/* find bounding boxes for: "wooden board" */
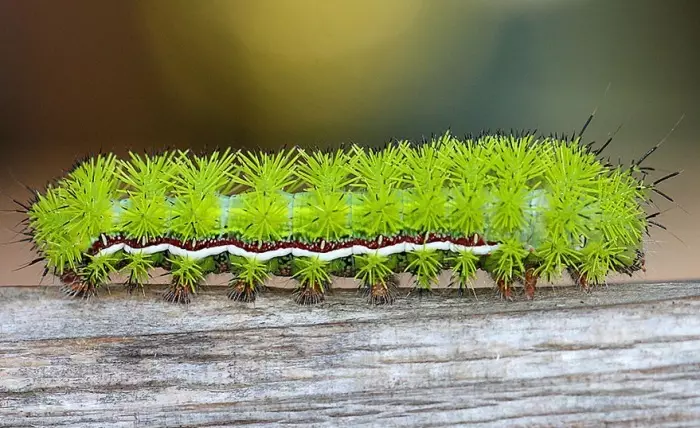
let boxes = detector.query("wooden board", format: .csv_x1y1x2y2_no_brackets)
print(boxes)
2,282,700,427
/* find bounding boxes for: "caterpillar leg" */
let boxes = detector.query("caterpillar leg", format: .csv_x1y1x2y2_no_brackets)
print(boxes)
570,270,590,293
619,249,646,277
228,280,262,303
457,284,478,299
638,252,647,273
366,276,397,305
412,286,432,299
294,282,326,305
60,270,97,299
163,284,191,304
125,281,138,295
61,281,96,298
523,268,539,300
125,279,146,296
496,278,514,301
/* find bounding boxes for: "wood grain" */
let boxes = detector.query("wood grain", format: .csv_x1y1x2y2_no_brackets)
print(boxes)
1,282,700,427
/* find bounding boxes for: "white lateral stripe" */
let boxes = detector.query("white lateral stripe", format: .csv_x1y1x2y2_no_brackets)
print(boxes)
96,241,501,260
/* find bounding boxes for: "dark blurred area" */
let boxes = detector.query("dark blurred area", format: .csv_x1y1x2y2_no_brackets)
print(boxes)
0,0,699,284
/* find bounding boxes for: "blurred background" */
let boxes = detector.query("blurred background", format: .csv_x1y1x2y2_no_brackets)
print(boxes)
0,0,698,285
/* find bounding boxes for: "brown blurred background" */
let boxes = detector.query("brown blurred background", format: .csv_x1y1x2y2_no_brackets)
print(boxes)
0,0,698,285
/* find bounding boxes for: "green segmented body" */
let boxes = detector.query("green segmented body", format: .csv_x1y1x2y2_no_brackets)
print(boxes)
105,188,549,247
25,132,656,304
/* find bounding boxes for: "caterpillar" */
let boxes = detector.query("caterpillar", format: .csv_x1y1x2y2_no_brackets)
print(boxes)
15,118,677,305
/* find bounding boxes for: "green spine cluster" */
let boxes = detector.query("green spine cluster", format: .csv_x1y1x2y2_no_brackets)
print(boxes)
25,131,658,304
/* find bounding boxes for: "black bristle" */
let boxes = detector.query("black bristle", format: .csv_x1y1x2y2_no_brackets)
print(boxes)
633,145,660,168
648,220,667,230
646,211,662,220
594,136,614,156
652,188,674,203
13,257,45,272
653,171,681,186
578,112,595,138
633,114,684,167
1,237,33,246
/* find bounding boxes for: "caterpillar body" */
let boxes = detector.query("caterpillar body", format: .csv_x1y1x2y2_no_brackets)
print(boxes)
20,126,672,305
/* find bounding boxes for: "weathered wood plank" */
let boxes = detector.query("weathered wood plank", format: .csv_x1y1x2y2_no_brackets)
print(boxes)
1,282,700,427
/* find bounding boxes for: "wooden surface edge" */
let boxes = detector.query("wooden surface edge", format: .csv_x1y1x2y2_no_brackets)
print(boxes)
1,282,700,427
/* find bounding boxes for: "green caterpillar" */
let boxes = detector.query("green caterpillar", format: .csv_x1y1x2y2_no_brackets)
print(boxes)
20,124,675,305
